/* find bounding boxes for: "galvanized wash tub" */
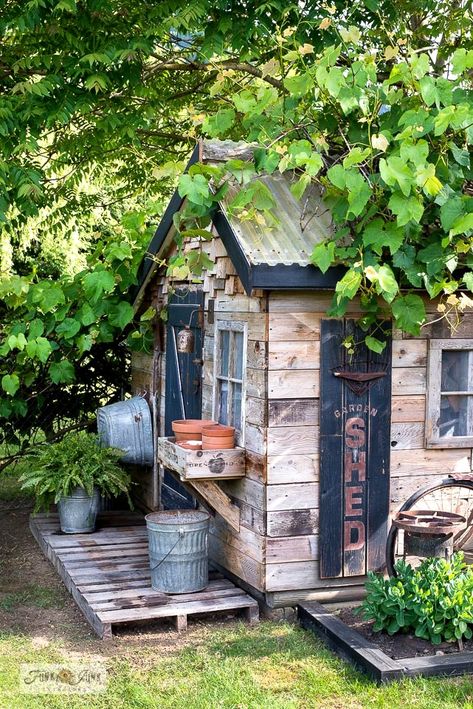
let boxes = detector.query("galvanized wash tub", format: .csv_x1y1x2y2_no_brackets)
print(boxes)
145,510,210,594
97,396,153,466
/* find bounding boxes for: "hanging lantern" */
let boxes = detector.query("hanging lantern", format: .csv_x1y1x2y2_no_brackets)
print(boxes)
177,325,195,353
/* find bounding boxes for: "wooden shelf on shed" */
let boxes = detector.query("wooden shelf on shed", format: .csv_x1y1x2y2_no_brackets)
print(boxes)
158,437,245,481
158,437,243,532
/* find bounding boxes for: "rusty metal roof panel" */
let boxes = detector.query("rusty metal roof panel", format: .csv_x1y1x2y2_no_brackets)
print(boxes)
220,172,333,266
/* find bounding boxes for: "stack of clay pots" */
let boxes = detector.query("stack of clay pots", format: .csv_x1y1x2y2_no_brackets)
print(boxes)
201,424,235,450
172,419,235,451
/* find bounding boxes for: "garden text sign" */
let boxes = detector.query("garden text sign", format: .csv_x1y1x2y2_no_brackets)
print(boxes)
319,320,392,579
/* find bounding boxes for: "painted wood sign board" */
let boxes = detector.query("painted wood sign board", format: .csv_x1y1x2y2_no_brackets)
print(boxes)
319,319,392,579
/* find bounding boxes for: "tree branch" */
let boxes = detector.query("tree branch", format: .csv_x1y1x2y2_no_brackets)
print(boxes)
145,59,284,90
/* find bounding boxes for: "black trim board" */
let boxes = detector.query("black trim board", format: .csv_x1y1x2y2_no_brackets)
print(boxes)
212,207,252,293
298,601,473,684
250,263,345,291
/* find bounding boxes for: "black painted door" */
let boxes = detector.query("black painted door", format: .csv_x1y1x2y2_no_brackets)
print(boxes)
319,319,392,578
162,289,204,509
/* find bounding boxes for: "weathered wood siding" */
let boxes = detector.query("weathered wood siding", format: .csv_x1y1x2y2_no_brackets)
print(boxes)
199,238,268,591
133,229,473,606
264,291,473,607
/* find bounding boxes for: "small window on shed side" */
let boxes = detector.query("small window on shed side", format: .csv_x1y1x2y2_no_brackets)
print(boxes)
426,339,473,448
213,321,246,444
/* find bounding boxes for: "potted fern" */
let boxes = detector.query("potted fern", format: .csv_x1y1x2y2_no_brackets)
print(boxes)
20,431,133,533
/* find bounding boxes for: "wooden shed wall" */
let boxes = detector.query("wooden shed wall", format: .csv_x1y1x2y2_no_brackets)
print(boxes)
199,241,268,593
131,231,473,606
264,292,473,607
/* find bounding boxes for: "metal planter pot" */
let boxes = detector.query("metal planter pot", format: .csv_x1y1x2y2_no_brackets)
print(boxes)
57,487,100,534
145,510,210,594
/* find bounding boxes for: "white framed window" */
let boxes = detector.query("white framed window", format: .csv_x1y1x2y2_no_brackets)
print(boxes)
426,339,473,448
213,320,247,444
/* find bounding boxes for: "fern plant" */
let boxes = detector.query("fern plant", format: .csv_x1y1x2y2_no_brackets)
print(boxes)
19,431,133,512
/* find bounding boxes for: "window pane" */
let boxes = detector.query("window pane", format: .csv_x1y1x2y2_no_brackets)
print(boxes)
233,332,244,379
218,380,228,425
441,350,472,392
219,330,230,376
232,382,242,430
439,395,473,437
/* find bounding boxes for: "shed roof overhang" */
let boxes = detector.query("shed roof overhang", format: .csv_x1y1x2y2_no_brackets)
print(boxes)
132,141,344,307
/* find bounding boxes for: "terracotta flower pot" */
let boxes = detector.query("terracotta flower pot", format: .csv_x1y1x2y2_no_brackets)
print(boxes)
172,419,215,442
178,440,202,451
201,424,235,437
202,424,235,450
202,436,234,450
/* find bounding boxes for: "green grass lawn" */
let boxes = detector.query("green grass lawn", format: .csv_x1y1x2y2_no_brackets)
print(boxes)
1,622,473,709
2,466,473,708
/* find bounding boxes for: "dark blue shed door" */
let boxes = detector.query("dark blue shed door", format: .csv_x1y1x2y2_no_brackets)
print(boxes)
162,289,204,509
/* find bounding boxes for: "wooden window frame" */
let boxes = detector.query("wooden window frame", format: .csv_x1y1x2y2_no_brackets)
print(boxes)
212,320,247,446
426,338,473,448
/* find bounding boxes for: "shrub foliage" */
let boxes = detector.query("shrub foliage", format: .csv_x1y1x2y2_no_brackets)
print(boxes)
360,554,473,645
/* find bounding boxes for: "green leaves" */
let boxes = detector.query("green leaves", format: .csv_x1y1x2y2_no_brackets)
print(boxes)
449,213,473,237
388,193,424,226
56,317,81,340
335,269,362,300
364,335,386,354
392,294,426,335
327,165,371,217
26,337,52,363
451,48,473,75
83,270,115,302
109,302,134,329
2,374,20,396
311,241,335,273
49,360,75,384
379,156,413,197
19,431,133,513
178,173,212,206
363,219,404,254
364,264,398,302
415,163,442,197
361,554,473,646
202,109,235,137
283,72,314,96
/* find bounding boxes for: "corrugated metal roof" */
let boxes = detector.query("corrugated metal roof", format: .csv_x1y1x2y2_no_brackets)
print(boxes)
219,172,333,266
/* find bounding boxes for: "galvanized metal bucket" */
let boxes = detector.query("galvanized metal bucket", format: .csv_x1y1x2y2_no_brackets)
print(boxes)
145,510,210,594
57,487,100,534
97,396,154,466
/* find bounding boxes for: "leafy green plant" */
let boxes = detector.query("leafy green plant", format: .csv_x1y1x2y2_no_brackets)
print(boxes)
360,554,473,645
19,431,133,512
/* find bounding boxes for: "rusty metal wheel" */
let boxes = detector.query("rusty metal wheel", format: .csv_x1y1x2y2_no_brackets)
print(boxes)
386,477,473,577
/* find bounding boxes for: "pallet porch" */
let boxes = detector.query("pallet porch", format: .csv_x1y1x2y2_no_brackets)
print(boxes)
29,511,259,639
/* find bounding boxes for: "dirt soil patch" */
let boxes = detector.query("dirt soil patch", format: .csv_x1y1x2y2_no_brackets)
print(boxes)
0,502,257,661
337,606,473,660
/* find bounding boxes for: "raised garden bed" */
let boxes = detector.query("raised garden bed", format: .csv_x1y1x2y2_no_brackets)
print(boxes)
298,601,473,684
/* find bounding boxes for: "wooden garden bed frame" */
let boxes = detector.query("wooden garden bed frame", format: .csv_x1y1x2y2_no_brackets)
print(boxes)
298,601,473,684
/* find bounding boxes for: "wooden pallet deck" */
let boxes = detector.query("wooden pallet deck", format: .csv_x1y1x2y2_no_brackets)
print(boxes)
29,511,259,639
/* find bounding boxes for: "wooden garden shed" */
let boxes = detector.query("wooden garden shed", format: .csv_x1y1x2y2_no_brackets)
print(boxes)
131,139,473,609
